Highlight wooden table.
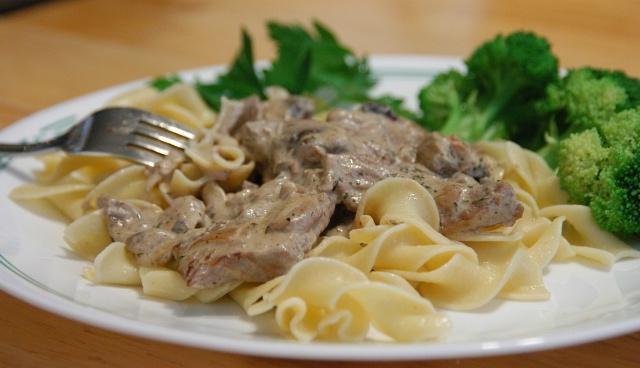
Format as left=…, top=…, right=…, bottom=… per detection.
left=1, top=1, right=639, bottom=366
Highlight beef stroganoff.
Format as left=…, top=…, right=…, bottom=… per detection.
left=10, top=82, right=640, bottom=342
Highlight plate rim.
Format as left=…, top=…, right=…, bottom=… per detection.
left=1, top=54, right=639, bottom=361
left=4, top=261, right=639, bottom=361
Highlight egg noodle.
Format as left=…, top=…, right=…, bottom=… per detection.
left=10, top=83, right=640, bottom=342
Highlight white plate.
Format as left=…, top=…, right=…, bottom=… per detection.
left=1, top=56, right=639, bottom=361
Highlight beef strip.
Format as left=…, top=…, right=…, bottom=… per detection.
left=416, top=132, right=495, bottom=180
left=101, top=175, right=335, bottom=286
left=236, top=105, right=522, bottom=235
left=214, top=93, right=314, bottom=136
left=213, top=97, right=261, bottom=136
left=360, top=102, right=398, bottom=121
left=99, top=195, right=208, bottom=267
left=261, top=95, right=315, bottom=121
left=177, top=176, right=336, bottom=287
left=98, top=197, right=163, bottom=242
left=155, top=196, right=207, bottom=233
left=430, top=174, right=521, bottom=234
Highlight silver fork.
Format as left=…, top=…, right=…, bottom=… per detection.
left=0, top=107, right=197, bottom=167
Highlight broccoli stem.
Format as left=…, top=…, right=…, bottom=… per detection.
left=438, top=87, right=513, bottom=141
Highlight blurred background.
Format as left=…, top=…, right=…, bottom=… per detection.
left=1, top=0, right=639, bottom=127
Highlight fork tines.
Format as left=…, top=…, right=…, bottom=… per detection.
left=126, top=114, right=197, bottom=161
left=138, top=116, right=197, bottom=140
left=127, top=135, right=173, bottom=157
left=133, top=124, right=190, bottom=150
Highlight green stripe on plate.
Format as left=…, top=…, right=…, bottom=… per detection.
left=0, top=254, right=71, bottom=299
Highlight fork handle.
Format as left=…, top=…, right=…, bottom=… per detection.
left=0, top=135, right=68, bottom=154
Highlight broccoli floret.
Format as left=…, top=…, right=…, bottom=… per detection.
left=557, top=129, right=608, bottom=204
left=585, top=67, right=640, bottom=109
left=538, top=67, right=640, bottom=166
left=418, top=70, right=472, bottom=132
left=543, top=68, right=628, bottom=133
left=599, top=108, right=640, bottom=154
left=466, top=31, right=558, bottom=104
left=591, top=149, right=640, bottom=236
left=557, top=108, right=640, bottom=236
left=417, top=31, right=558, bottom=145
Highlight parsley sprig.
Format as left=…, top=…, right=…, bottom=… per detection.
left=150, top=20, right=413, bottom=117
